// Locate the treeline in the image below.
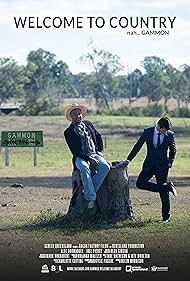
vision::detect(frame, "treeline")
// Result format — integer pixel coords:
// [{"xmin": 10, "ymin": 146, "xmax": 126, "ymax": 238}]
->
[{"xmin": 0, "ymin": 47, "xmax": 189, "ymax": 116}]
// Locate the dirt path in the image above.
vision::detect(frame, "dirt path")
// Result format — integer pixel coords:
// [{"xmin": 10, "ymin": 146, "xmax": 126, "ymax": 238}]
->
[
  {"xmin": 0, "ymin": 176, "xmax": 189, "ymax": 216},
  {"xmin": 0, "ymin": 177, "xmax": 189, "ymax": 281},
  {"xmin": 1, "ymin": 176, "xmax": 190, "ymax": 189}
]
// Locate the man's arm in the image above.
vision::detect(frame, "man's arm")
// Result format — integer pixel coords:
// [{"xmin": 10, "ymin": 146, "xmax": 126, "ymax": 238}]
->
[
  {"xmin": 94, "ymin": 129, "xmax": 103, "ymax": 153},
  {"xmin": 168, "ymin": 133, "xmax": 176, "ymax": 167},
  {"xmin": 64, "ymin": 130, "xmax": 90, "ymax": 162},
  {"xmin": 116, "ymin": 130, "xmax": 146, "ymax": 169},
  {"xmin": 127, "ymin": 130, "xmax": 146, "ymax": 162}
]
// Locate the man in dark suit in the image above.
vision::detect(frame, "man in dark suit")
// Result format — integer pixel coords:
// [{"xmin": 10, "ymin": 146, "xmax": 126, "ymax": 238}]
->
[
  {"xmin": 64, "ymin": 103, "xmax": 110, "ymax": 209},
  {"xmin": 117, "ymin": 117, "xmax": 177, "ymax": 223}
]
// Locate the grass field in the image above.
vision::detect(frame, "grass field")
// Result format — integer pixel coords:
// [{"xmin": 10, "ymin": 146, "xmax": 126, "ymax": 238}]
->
[
  {"xmin": 0, "ymin": 115, "xmax": 189, "ymax": 280},
  {"xmin": 0, "ymin": 115, "xmax": 190, "ymax": 177},
  {"xmin": 0, "ymin": 185, "xmax": 189, "ymax": 280}
]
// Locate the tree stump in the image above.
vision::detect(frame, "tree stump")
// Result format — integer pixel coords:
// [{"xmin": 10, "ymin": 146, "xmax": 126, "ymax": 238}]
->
[{"xmin": 67, "ymin": 161, "xmax": 134, "ymax": 220}]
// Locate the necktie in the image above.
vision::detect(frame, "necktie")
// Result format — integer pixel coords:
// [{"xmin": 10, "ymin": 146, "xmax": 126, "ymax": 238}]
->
[{"xmin": 157, "ymin": 133, "xmax": 161, "ymax": 147}]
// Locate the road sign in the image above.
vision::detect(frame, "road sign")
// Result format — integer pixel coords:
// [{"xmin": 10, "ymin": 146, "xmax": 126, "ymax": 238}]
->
[{"xmin": 1, "ymin": 131, "xmax": 43, "ymax": 147}]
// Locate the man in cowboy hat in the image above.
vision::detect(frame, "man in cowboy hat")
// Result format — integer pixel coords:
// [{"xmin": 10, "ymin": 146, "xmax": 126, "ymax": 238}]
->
[
  {"xmin": 116, "ymin": 117, "xmax": 177, "ymax": 223},
  {"xmin": 64, "ymin": 103, "xmax": 110, "ymax": 209}
]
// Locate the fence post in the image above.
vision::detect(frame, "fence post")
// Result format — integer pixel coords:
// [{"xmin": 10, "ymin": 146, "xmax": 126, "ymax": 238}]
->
[
  {"xmin": 34, "ymin": 146, "xmax": 37, "ymax": 166},
  {"xmin": 5, "ymin": 146, "xmax": 9, "ymax": 166},
  {"xmin": 104, "ymin": 136, "xmax": 107, "ymax": 149}
]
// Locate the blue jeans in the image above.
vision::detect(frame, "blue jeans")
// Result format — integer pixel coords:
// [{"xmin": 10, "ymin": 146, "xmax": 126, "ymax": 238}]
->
[{"xmin": 75, "ymin": 155, "xmax": 110, "ymax": 201}]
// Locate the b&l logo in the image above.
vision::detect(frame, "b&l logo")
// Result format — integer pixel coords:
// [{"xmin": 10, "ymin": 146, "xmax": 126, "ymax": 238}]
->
[
  {"xmin": 41, "ymin": 264, "xmax": 64, "ymax": 273},
  {"xmin": 41, "ymin": 264, "xmax": 49, "ymax": 273}
]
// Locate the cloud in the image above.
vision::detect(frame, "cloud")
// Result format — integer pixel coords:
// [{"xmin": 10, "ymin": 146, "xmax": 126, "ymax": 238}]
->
[
  {"xmin": 0, "ymin": 0, "xmax": 189, "ymax": 73},
  {"xmin": 1, "ymin": 0, "xmax": 190, "ymax": 25},
  {"xmin": 119, "ymin": 0, "xmax": 190, "ymax": 8},
  {"xmin": 0, "ymin": 0, "xmax": 76, "ymax": 25}
]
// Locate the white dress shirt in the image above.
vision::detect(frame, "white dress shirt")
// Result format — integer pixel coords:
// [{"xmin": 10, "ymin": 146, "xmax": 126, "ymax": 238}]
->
[{"xmin": 153, "ymin": 126, "xmax": 165, "ymax": 147}]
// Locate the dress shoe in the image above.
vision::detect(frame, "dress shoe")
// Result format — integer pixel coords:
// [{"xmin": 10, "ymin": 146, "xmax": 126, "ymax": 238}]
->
[
  {"xmin": 167, "ymin": 181, "xmax": 177, "ymax": 196},
  {"xmin": 87, "ymin": 201, "xmax": 95, "ymax": 209},
  {"xmin": 162, "ymin": 219, "xmax": 170, "ymax": 224}
]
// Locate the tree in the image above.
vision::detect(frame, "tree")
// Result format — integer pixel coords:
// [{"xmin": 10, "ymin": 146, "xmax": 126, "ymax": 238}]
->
[
  {"xmin": 162, "ymin": 64, "xmax": 182, "ymax": 111},
  {"xmin": 23, "ymin": 48, "xmax": 75, "ymax": 115},
  {"xmin": 51, "ymin": 59, "xmax": 77, "ymax": 103},
  {"xmin": 180, "ymin": 64, "xmax": 190, "ymax": 106},
  {"xmin": 127, "ymin": 69, "xmax": 143, "ymax": 106},
  {"xmin": 161, "ymin": 64, "xmax": 181, "ymax": 111},
  {"xmin": 80, "ymin": 44, "xmax": 124, "ymax": 109},
  {"xmin": 0, "ymin": 57, "xmax": 28, "ymax": 104},
  {"xmin": 110, "ymin": 75, "xmax": 128, "ymax": 99},
  {"xmin": 73, "ymin": 72, "xmax": 95, "ymax": 98},
  {"xmin": 141, "ymin": 56, "xmax": 170, "ymax": 105}
]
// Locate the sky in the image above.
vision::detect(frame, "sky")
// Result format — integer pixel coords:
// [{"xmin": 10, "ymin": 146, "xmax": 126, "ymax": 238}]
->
[{"xmin": 0, "ymin": 0, "xmax": 190, "ymax": 74}]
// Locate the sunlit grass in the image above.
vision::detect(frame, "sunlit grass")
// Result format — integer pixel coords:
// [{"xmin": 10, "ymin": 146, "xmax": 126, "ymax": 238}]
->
[
  {"xmin": 0, "ymin": 136, "xmax": 190, "ymax": 177},
  {"xmin": 0, "ymin": 115, "xmax": 189, "ymax": 177}
]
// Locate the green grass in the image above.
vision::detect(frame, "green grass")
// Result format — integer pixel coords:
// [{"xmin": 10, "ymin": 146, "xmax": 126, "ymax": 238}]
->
[
  {"xmin": 88, "ymin": 115, "xmax": 190, "ymax": 128},
  {"xmin": 0, "ymin": 115, "xmax": 190, "ymax": 132},
  {"xmin": 0, "ymin": 135, "xmax": 189, "ymax": 177},
  {"xmin": 0, "ymin": 115, "xmax": 189, "ymax": 278},
  {"xmin": 24, "ymin": 207, "xmax": 189, "ymax": 236},
  {"xmin": 0, "ymin": 206, "xmax": 189, "ymax": 274},
  {"xmin": 1, "ymin": 206, "xmax": 189, "ymax": 244},
  {"xmin": 0, "ymin": 115, "xmax": 189, "ymax": 177}
]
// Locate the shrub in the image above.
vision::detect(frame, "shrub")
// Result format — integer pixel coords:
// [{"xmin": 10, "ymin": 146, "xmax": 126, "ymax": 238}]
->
[
  {"xmin": 96, "ymin": 106, "xmax": 130, "ymax": 116},
  {"xmin": 142, "ymin": 104, "xmax": 164, "ymax": 116},
  {"xmin": 129, "ymin": 107, "xmax": 143, "ymax": 116},
  {"xmin": 178, "ymin": 107, "xmax": 190, "ymax": 117}
]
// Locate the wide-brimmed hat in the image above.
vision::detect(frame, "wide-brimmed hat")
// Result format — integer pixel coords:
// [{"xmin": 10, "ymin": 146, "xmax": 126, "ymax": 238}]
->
[{"xmin": 64, "ymin": 103, "xmax": 87, "ymax": 121}]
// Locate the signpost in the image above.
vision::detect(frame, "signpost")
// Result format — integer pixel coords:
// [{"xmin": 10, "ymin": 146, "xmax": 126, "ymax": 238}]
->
[{"xmin": 1, "ymin": 131, "xmax": 43, "ymax": 166}]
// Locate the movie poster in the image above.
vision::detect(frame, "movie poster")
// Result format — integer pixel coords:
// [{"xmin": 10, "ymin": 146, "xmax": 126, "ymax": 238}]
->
[{"xmin": 0, "ymin": 1, "xmax": 189, "ymax": 281}]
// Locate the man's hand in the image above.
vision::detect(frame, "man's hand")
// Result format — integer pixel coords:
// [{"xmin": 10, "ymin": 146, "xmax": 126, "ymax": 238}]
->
[
  {"xmin": 89, "ymin": 157, "xmax": 99, "ymax": 169},
  {"xmin": 115, "ymin": 159, "xmax": 130, "ymax": 169},
  {"xmin": 167, "ymin": 159, "xmax": 173, "ymax": 168}
]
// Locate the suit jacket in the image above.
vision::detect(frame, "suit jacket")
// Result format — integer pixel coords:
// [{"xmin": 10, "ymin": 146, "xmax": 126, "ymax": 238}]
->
[
  {"xmin": 64, "ymin": 120, "xmax": 103, "ymax": 169},
  {"xmin": 127, "ymin": 127, "xmax": 176, "ymax": 170}
]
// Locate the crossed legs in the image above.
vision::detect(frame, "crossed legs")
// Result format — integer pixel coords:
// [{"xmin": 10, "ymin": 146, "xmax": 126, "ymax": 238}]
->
[
  {"xmin": 75, "ymin": 155, "xmax": 110, "ymax": 201},
  {"xmin": 136, "ymin": 166, "xmax": 170, "ymax": 220}
]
